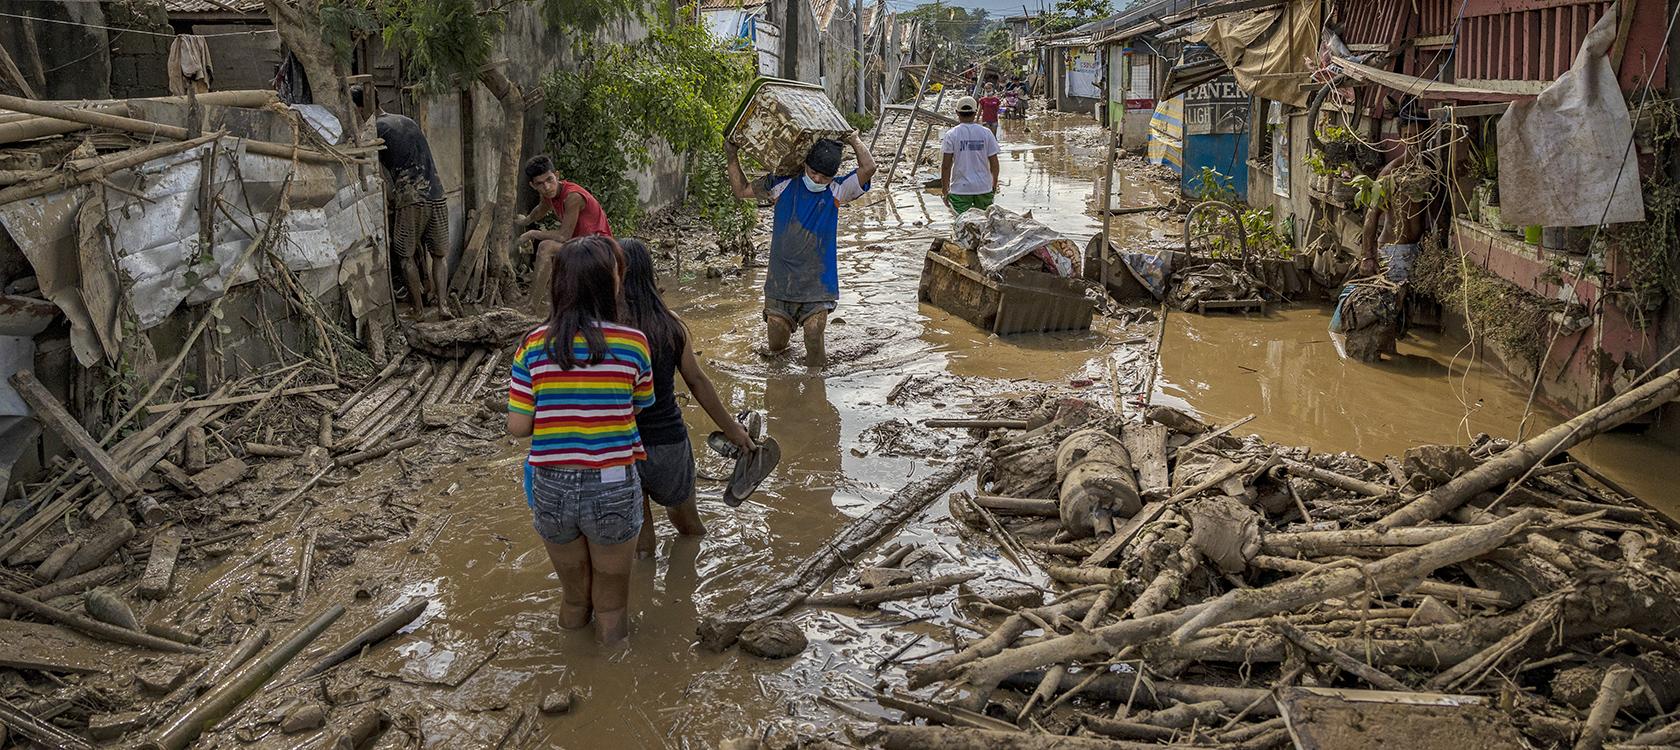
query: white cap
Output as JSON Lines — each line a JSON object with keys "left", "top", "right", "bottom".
{"left": 956, "top": 96, "right": 978, "bottom": 114}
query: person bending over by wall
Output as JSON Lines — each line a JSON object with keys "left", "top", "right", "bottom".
{"left": 516, "top": 155, "right": 613, "bottom": 304}
{"left": 506, "top": 235, "right": 649, "bottom": 647}
{"left": 724, "top": 133, "right": 876, "bottom": 369}
{"left": 352, "top": 84, "right": 451, "bottom": 319}
{"left": 940, "top": 96, "right": 1001, "bottom": 216}
{"left": 618, "top": 238, "right": 754, "bottom": 558}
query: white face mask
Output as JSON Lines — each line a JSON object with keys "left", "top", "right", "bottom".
{"left": 803, "top": 174, "right": 828, "bottom": 193}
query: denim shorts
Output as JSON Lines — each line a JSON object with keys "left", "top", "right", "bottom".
{"left": 764, "top": 298, "right": 836, "bottom": 326}
{"left": 638, "top": 441, "right": 696, "bottom": 508}
{"left": 522, "top": 463, "right": 643, "bottom": 545}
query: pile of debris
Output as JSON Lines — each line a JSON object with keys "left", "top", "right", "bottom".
{"left": 0, "top": 314, "right": 522, "bottom": 748}
{"left": 719, "top": 368, "right": 1680, "bottom": 749}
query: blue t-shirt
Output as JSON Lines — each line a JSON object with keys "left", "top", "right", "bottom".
{"left": 760, "top": 170, "right": 870, "bottom": 303}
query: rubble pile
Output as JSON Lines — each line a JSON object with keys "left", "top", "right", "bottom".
{"left": 0, "top": 326, "right": 514, "bottom": 748}
{"left": 851, "top": 391, "right": 1680, "bottom": 749}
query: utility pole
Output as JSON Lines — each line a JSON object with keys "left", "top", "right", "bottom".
{"left": 855, "top": 0, "right": 866, "bottom": 114}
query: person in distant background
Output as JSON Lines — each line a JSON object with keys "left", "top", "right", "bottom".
{"left": 517, "top": 155, "right": 614, "bottom": 303}
{"left": 941, "top": 96, "right": 1001, "bottom": 216}
{"left": 352, "top": 84, "right": 451, "bottom": 319}
{"left": 978, "top": 84, "right": 1002, "bottom": 136}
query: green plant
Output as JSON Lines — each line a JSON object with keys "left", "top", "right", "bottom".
{"left": 1188, "top": 166, "right": 1238, "bottom": 204}
{"left": 1601, "top": 97, "right": 1680, "bottom": 323}
{"left": 845, "top": 111, "right": 876, "bottom": 134}
{"left": 1349, "top": 174, "right": 1383, "bottom": 209}
{"left": 1410, "top": 235, "right": 1551, "bottom": 368}
{"left": 541, "top": 20, "right": 756, "bottom": 239}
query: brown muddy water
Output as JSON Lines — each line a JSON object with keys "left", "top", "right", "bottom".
{"left": 327, "top": 114, "right": 1167, "bottom": 747}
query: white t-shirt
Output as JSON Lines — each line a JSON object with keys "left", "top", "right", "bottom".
{"left": 940, "top": 123, "right": 1001, "bottom": 196}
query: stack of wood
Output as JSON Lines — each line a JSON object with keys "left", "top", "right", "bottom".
{"left": 0, "top": 342, "right": 509, "bottom": 748}
{"left": 853, "top": 369, "right": 1680, "bottom": 749}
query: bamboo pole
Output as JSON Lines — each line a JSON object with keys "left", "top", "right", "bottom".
{"left": 145, "top": 605, "right": 345, "bottom": 750}
{"left": 299, "top": 598, "right": 428, "bottom": 678}
{"left": 0, "top": 93, "right": 340, "bottom": 163}
{"left": 0, "top": 90, "right": 278, "bottom": 144}
{"left": 0, "top": 588, "right": 206, "bottom": 653}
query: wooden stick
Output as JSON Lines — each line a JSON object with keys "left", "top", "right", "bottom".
{"left": 146, "top": 383, "right": 339, "bottom": 414}
{"left": 460, "top": 346, "right": 506, "bottom": 401}
{"left": 294, "top": 529, "right": 317, "bottom": 602}
{"left": 804, "top": 572, "right": 980, "bottom": 607}
{"left": 0, "top": 563, "right": 124, "bottom": 618}
{"left": 11, "top": 370, "right": 141, "bottom": 500}
{"left": 219, "top": 367, "right": 307, "bottom": 438}
{"left": 1273, "top": 618, "right": 1408, "bottom": 690}
{"left": 334, "top": 347, "right": 410, "bottom": 417}
{"left": 972, "top": 495, "right": 1060, "bottom": 517}
{"left": 261, "top": 466, "right": 332, "bottom": 520}
{"left": 1174, "top": 413, "right": 1256, "bottom": 456}
{"left": 0, "top": 588, "right": 205, "bottom": 653}
{"left": 146, "top": 605, "right": 345, "bottom": 750}
{"left": 0, "top": 92, "right": 340, "bottom": 163}
{"left": 335, "top": 435, "right": 424, "bottom": 467}
{"left": 244, "top": 442, "right": 304, "bottom": 458}
{"left": 297, "top": 598, "right": 428, "bottom": 678}
{"left": 0, "top": 697, "right": 93, "bottom": 750}
{"left": 1280, "top": 458, "right": 1397, "bottom": 498}
{"left": 1382, "top": 368, "right": 1680, "bottom": 527}
{"left": 926, "top": 418, "right": 1030, "bottom": 430}
{"left": 1575, "top": 665, "right": 1633, "bottom": 750}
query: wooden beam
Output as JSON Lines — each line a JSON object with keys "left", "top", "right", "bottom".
{"left": 10, "top": 370, "right": 141, "bottom": 501}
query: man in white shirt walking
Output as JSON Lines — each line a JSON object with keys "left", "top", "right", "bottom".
{"left": 940, "top": 96, "right": 1002, "bottom": 215}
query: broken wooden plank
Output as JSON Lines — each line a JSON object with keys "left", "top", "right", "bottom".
{"left": 138, "top": 532, "right": 182, "bottom": 600}
{"left": 11, "top": 369, "right": 141, "bottom": 500}
{"left": 0, "top": 620, "right": 113, "bottom": 674}
{"left": 1173, "top": 414, "right": 1256, "bottom": 457}
{"left": 1121, "top": 421, "right": 1169, "bottom": 492}
{"left": 188, "top": 457, "right": 248, "bottom": 496}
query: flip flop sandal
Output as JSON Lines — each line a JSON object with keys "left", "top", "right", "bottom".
{"left": 723, "top": 435, "right": 781, "bottom": 507}
{"left": 709, "top": 410, "right": 768, "bottom": 459}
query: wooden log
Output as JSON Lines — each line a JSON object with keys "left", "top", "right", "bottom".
{"left": 198, "top": 628, "right": 271, "bottom": 692}
{"left": 298, "top": 598, "right": 428, "bottom": 678}
{"left": 1279, "top": 458, "right": 1397, "bottom": 498}
{"left": 145, "top": 605, "right": 345, "bottom": 750}
{"left": 926, "top": 418, "right": 1030, "bottom": 430}
{"left": 0, "top": 587, "right": 205, "bottom": 653}
{"left": 1272, "top": 618, "right": 1409, "bottom": 690}
{"left": 972, "top": 495, "right": 1060, "bottom": 517}
{"left": 1000, "top": 670, "right": 1279, "bottom": 716}
{"left": 1576, "top": 665, "right": 1633, "bottom": 750}
{"left": 460, "top": 346, "right": 506, "bottom": 401}
{"left": 876, "top": 690, "right": 1019, "bottom": 732}
{"left": 0, "top": 93, "right": 345, "bottom": 163}
{"left": 184, "top": 425, "right": 208, "bottom": 472}
{"left": 878, "top": 726, "right": 1158, "bottom": 750}
{"left": 0, "top": 90, "right": 277, "bottom": 143}
{"left": 0, "top": 131, "right": 224, "bottom": 205}
{"left": 438, "top": 349, "right": 488, "bottom": 403}
{"left": 34, "top": 539, "right": 80, "bottom": 581}
{"left": 958, "top": 510, "right": 1541, "bottom": 695}
{"left": 698, "top": 456, "right": 977, "bottom": 650}
{"left": 338, "top": 363, "right": 431, "bottom": 442}
{"left": 318, "top": 414, "right": 334, "bottom": 451}
{"left": 295, "top": 529, "right": 317, "bottom": 602}
{"left": 1259, "top": 525, "right": 1483, "bottom": 557}
{"left": 1624, "top": 719, "right": 1680, "bottom": 746}
{"left": 138, "top": 532, "right": 182, "bottom": 600}
{"left": 145, "top": 621, "right": 202, "bottom": 646}
{"left": 320, "top": 706, "right": 387, "bottom": 749}
{"left": 57, "top": 515, "right": 135, "bottom": 581}
{"left": 1137, "top": 699, "right": 1225, "bottom": 728}
{"left": 12, "top": 370, "right": 141, "bottom": 500}
{"left": 906, "top": 597, "right": 1096, "bottom": 689}
{"left": 805, "top": 572, "right": 980, "bottom": 607}
{"left": 0, "top": 563, "right": 124, "bottom": 618}
{"left": 0, "top": 697, "right": 94, "bottom": 750}
{"left": 335, "top": 435, "right": 425, "bottom": 467}
{"left": 334, "top": 347, "right": 409, "bottom": 418}
{"left": 244, "top": 442, "right": 304, "bottom": 458}
{"left": 1381, "top": 369, "right": 1680, "bottom": 527}
{"left": 1081, "top": 716, "right": 1178, "bottom": 742}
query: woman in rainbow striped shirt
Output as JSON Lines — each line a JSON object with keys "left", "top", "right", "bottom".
{"left": 506, "top": 236, "right": 653, "bottom": 646}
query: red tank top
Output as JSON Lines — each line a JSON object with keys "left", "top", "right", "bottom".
{"left": 546, "top": 181, "right": 613, "bottom": 239}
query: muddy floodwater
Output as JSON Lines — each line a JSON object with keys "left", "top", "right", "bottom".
{"left": 344, "top": 113, "right": 1675, "bottom": 747}
{"left": 347, "top": 115, "right": 1163, "bottom": 746}
{"left": 1153, "top": 300, "right": 1679, "bottom": 518}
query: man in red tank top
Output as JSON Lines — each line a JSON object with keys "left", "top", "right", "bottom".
{"left": 517, "top": 155, "right": 614, "bottom": 302}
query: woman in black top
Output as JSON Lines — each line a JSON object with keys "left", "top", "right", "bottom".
{"left": 619, "top": 239, "right": 753, "bottom": 556}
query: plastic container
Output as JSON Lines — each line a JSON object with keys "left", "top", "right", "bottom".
{"left": 726, "top": 77, "right": 852, "bottom": 176}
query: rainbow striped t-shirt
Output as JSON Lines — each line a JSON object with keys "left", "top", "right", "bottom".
{"left": 507, "top": 323, "right": 655, "bottom": 468}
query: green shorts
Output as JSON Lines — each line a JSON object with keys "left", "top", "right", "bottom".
{"left": 948, "top": 192, "right": 995, "bottom": 215}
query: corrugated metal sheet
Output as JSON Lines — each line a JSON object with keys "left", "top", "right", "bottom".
{"left": 699, "top": 0, "right": 768, "bottom": 10}
{"left": 164, "top": 0, "right": 265, "bottom": 14}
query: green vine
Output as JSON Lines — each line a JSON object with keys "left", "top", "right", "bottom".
{"left": 539, "top": 18, "right": 756, "bottom": 240}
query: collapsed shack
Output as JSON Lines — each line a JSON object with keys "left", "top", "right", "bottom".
{"left": 0, "top": 89, "right": 395, "bottom": 494}
{"left": 719, "top": 368, "right": 1680, "bottom": 749}
{"left": 0, "top": 307, "right": 525, "bottom": 748}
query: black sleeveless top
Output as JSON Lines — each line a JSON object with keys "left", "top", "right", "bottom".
{"left": 635, "top": 327, "right": 687, "bottom": 446}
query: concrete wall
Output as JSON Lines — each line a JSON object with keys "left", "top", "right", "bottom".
{"left": 106, "top": 1, "right": 173, "bottom": 98}
{"left": 1, "top": 1, "right": 111, "bottom": 99}
{"left": 819, "top": 2, "right": 861, "bottom": 115}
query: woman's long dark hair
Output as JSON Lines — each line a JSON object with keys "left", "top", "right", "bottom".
{"left": 618, "top": 238, "right": 686, "bottom": 359}
{"left": 543, "top": 235, "right": 625, "bottom": 369}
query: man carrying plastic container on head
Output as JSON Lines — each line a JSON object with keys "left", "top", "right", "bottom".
{"left": 940, "top": 96, "right": 1001, "bottom": 216}
{"left": 725, "top": 133, "right": 876, "bottom": 369}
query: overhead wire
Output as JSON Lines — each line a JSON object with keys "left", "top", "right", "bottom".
{"left": 0, "top": 9, "right": 279, "bottom": 38}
